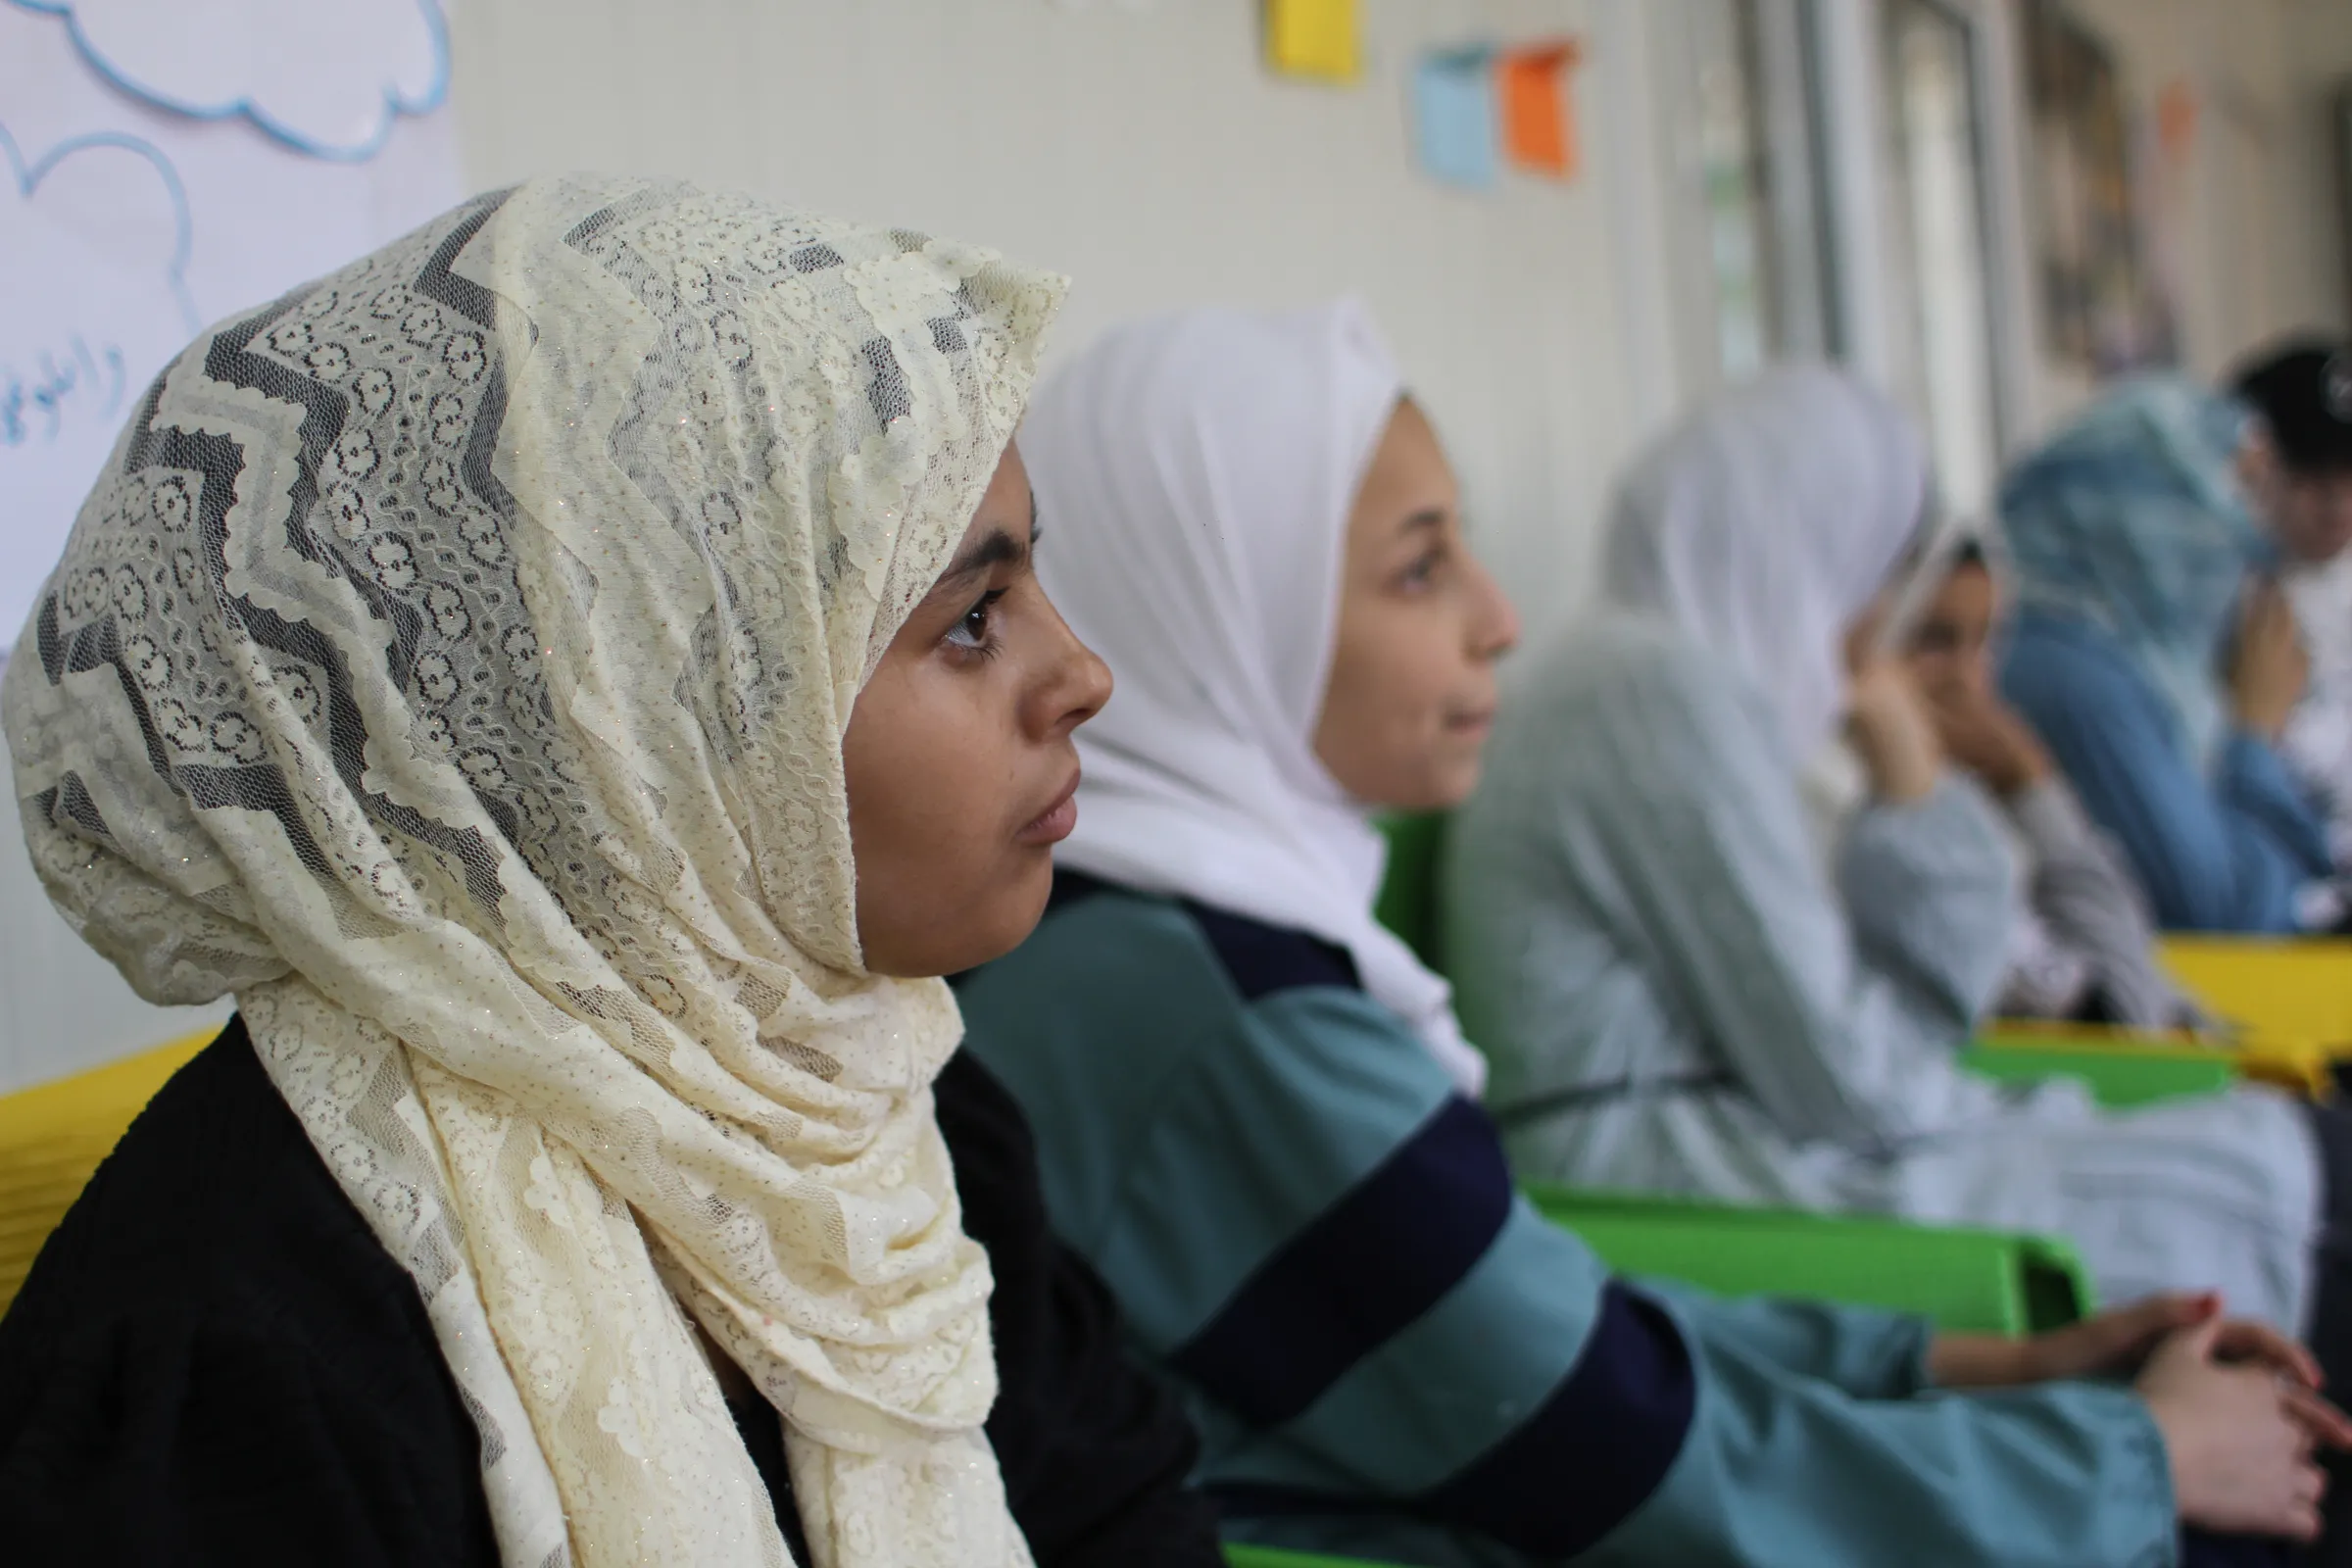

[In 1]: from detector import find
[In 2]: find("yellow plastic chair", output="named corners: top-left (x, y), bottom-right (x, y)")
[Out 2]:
top-left (2159, 937), bottom-right (2352, 1069)
top-left (0, 1031), bottom-right (213, 1311)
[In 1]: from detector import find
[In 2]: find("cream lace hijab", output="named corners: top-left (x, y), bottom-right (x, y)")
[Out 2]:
top-left (2, 176), bottom-right (1062, 1568)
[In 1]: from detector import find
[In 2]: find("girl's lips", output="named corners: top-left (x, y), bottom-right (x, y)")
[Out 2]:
top-left (1017, 771), bottom-right (1081, 845)
top-left (1446, 707), bottom-right (1497, 734)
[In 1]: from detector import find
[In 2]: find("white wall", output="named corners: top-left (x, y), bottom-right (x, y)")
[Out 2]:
top-left (449, 0), bottom-right (1696, 651)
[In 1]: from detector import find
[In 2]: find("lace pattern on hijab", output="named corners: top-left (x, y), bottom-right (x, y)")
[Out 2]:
top-left (3, 174), bottom-right (1063, 1568)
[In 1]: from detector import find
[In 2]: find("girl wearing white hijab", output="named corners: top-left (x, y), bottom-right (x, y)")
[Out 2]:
top-left (959, 321), bottom-right (2345, 1566)
top-left (0, 176), bottom-right (1220, 1568)
top-left (1024, 299), bottom-right (1489, 1096)
top-left (1447, 364), bottom-right (2337, 1356)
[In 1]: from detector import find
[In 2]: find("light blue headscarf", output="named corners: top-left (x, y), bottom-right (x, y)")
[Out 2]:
top-left (1999, 374), bottom-right (2266, 765)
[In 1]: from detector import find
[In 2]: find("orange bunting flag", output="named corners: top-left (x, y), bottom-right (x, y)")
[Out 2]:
top-left (2156, 78), bottom-right (2198, 168)
top-left (1498, 39), bottom-right (1582, 179)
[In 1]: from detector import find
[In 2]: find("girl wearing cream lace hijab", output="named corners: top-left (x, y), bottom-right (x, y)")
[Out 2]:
top-left (0, 176), bottom-right (1214, 1568)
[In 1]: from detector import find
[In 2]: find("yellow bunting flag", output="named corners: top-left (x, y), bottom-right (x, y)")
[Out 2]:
top-left (1265, 0), bottom-right (1361, 84)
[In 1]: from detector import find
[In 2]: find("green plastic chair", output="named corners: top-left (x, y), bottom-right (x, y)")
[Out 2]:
top-left (1527, 1185), bottom-right (2093, 1334)
top-left (1372, 811), bottom-right (1447, 970)
top-left (1962, 1037), bottom-right (2237, 1106)
top-left (1225, 1547), bottom-right (1388, 1568)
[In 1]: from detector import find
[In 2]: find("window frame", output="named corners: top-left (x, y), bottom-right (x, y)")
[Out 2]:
top-left (1811, 0), bottom-right (2030, 497)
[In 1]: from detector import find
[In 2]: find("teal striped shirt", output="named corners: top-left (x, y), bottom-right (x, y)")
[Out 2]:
top-left (956, 874), bottom-right (2178, 1566)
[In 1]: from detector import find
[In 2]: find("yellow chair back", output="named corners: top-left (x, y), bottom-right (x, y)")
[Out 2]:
top-left (0, 1032), bottom-right (213, 1311)
top-left (2159, 937), bottom-right (2352, 1072)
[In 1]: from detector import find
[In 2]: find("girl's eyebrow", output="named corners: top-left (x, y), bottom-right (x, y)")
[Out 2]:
top-left (930, 491), bottom-right (1040, 595)
top-left (934, 527), bottom-right (1030, 591)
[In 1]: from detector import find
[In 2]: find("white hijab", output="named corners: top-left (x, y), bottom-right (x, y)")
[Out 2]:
top-left (1019, 301), bottom-right (1488, 1098)
top-left (1601, 366), bottom-right (1929, 758)
top-left (5, 176), bottom-right (1058, 1568)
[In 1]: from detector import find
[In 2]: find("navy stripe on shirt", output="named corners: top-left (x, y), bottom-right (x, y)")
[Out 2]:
top-left (1163, 1096), bottom-right (1514, 1427)
top-left (1213, 1283), bottom-right (1696, 1559)
top-left (1183, 900), bottom-right (1361, 999)
top-left (1419, 1283), bottom-right (1693, 1555)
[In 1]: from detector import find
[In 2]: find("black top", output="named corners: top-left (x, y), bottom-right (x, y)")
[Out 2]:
top-left (0, 1019), bottom-right (1218, 1567)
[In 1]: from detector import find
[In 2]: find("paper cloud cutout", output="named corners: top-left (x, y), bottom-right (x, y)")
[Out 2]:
top-left (11, 0), bottom-right (449, 161)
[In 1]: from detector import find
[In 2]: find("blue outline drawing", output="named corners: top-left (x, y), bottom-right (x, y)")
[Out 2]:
top-left (9, 0), bottom-right (449, 163)
top-left (0, 120), bottom-right (199, 333)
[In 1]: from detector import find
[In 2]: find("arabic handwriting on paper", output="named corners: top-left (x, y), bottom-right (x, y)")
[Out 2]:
top-left (0, 116), bottom-right (199, 648)
top-left (1499, 39), bottom-right (1583, 179)
top-left (0, 336), bottom-right (128, 448)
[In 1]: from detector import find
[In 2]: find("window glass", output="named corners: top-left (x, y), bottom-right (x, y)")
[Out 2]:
top-left (1690, 0), bottom-right (1781, 378)
top-left (1680, 0), bottom-right (1832, 379)
top-left (1881, 0), bottom-right (2000, 517)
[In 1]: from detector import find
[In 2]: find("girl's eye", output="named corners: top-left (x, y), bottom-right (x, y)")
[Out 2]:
top-left (947, 589), bottom-right (1007, 653)
top-left (1399, 547), bottom-right (1447, 590)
